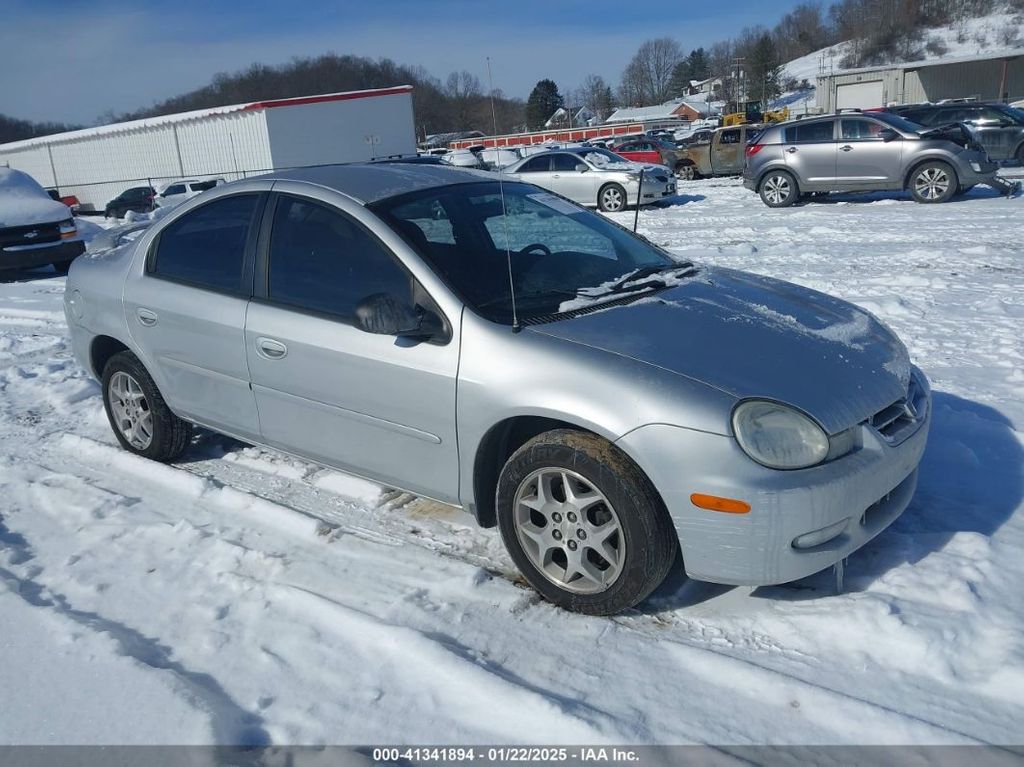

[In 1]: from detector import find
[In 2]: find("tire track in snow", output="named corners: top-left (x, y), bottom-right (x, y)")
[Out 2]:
top-left (0, 506), bottom-right (271, 746)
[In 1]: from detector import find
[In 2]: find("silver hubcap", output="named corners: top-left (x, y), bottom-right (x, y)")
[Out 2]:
top-left (513, 468), bottom-right (625, 594)
top-left (763, 175), bottom-right (791, 204)
top-left (915, 167), bottom-right (950, 200)
top-left (601, 187), bottom-right (624, 211)
top-left (108, 371), bottom-right (153, 450)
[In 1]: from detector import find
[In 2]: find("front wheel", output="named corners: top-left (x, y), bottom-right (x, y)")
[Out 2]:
top-left (496, 429), bottom-right (679, 615)
top-left (597, 183), bottom-right (628, 212)
top-left (758, 170), bottom-right (798, 207)
top-left (101, 351), bottom-right (193, 462)
top-left (909, 161), bottom-right (957, 203)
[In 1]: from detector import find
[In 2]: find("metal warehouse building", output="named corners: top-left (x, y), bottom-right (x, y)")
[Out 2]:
top-left (816, 49), bottom-right (1024, 111)
top-left (0, 86), bottom-right (416, 211)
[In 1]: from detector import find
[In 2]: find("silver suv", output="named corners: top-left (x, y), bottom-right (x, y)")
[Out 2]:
top-left (65, 164), bottom-right (930, 614)
top-left (743, 112), bottom-right (998, 207)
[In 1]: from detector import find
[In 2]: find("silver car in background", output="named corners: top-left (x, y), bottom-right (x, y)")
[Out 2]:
top-left (504, 148), bottom-right (676, 211)
top-left (65, 164), bottom-right (930, 615)
top-left (743, 111), bottom-right (999, 206)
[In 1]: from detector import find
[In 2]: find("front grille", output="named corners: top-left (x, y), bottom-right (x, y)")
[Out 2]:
top-left (0, 222), bottom-right (61, 248)
top-left (869, 377), bottom-right (927, 442)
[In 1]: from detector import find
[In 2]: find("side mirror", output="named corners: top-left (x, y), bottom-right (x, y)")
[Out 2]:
top-left (575, 163), bottom-right (589, 173)
top-left (879, 128), bottom-right (900, 142)
top-left (355, 293), bottom-right (442, 340)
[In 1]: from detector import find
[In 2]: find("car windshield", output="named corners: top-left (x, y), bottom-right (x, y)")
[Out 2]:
top-left (371, 181), bottom-right (688, 324)
top-left (575, 148), bottom-right (632, 167)
top-left (874, 112), bottom-right (924, 132)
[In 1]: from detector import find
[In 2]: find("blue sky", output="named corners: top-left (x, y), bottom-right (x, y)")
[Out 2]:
top-left (1, 0), bottom-right (807, 124)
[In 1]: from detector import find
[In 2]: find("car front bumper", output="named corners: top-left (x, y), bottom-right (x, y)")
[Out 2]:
top-left (616, 383), bottom-right (931, 586)
top-left (1, 239), bottom-right (85, 271)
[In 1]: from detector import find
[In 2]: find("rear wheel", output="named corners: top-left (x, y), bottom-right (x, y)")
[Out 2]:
top-left (101, 351), bottom-right (192, 462)
top-left (675, 163), bottom-right (697, 181)
top-left (597, 183), bottom-right (628, 212)
top-left (909, 161), bottom-right (957, 203)
top-left (758, 170), bottom-right (798, 207)
top-left (496, 429), bottom-right (679, 615)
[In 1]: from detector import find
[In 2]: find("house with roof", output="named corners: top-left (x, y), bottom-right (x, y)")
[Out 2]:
top-left (605, 98), bottom-right (716, 124)
top-left (544, 106), bottom-right (598, 129)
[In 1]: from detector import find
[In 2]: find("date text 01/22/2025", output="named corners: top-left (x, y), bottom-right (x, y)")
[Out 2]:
top-left (372, 747), bottom-right (641, 763)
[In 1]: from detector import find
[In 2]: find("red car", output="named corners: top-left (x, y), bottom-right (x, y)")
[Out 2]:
top-left (611, 138), bottom-right (681, 175)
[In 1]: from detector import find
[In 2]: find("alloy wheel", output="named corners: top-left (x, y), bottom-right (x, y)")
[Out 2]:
top-left (513, 468), bottom-right (625, 594)
top-left (915, 167), bottom-right (950, 200)
top-left (763, 174), bottom-right (791, 205)
top-left (108, 371), bottom-right (153, 450)
top-left (601, 187), bottom-right (625, 211)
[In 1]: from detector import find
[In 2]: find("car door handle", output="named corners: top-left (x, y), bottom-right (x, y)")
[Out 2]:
top-left (840, 144), bottom-right (853, 152)
top-left (136, 308), bottom-right (158, 326)
top-left (255, 337), bottom-right (287, 360)
top-left (786, 147), bottom-right (798, 154)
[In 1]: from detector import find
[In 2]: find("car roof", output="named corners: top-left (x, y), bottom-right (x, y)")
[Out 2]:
top-left (250, 162), bottom-right (495, 204)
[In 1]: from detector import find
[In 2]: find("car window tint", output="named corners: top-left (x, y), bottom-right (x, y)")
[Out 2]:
top-left (151, 194), bottom-right (257, 293)
top-left (163, 184), bottom-right (186, 196)
top-left (784, 121), bottom-right (834, 143)
top-left (719, 130), bottom-right (741, 144)
top-left (519, 156), bottom-right (551, 173)
top-left (841, 119), bottom-right (885, 140)
top-left (551, 154), bottom-right (580, 172)
top-left (268, 196), bottom-right (412, 320)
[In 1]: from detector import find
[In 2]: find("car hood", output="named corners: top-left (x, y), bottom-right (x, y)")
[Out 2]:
top-left (530, 267), bottom-right (911, 435)
top-left (0, 171), bottom-right (70, 228)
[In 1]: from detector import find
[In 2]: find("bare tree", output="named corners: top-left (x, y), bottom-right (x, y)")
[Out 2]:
top-left (445, 71), bottom-right (483, 130)
top-left (574, 74), bottom-right (615, 121)
top-left (618, 38), bottom-right (684, 106)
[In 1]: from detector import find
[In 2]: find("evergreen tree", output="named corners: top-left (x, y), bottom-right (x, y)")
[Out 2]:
top-left (687, 48), bottom-right (711, 81)
top-left (526, 79), bottom-right (563, 130)
top-left (748, 34), bottom-right (783, 104)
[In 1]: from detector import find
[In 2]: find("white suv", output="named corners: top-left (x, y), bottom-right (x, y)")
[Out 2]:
top-left (154, 178), bottom-right (226, 208)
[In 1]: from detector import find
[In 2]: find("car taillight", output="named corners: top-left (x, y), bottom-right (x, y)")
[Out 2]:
top-left (745, 144), bottom-right (764, 157)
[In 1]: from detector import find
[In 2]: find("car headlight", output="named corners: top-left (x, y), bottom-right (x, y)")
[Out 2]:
top-left (732, 400), bottom-right (829, 470)
top-left (59, 219), bottom-right (77, 239)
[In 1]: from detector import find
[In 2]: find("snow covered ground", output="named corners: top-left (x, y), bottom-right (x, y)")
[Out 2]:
top-left (2, 176), bottom-right (1023, 746)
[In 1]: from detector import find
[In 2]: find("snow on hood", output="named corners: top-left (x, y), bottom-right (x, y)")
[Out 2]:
top-left (533, 266), bottom-right (911, 435)
top-left (0, 168), bottom-right (71, 228)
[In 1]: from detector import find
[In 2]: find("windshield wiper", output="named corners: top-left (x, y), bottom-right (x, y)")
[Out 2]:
top-left (603, 263), bottom-right (694, 294)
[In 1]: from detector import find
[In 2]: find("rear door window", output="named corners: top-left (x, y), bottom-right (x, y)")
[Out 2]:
top-left (150, 194), bottom-right (259, 294)
top-left (517, 156), bottom-right (551, 173)
top-left (784, 121), bottom-right (835, 143)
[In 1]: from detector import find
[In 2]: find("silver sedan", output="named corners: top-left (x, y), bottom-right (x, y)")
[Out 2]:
top-left (503, 148), bottom-right (676, 212)
top-left (65, 163), bottom-right (930, 615)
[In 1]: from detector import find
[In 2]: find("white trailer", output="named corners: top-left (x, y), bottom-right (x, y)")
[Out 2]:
top-left (0, 86), bottom-right (416, 211)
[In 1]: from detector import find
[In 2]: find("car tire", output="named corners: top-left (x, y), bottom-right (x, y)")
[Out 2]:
top-left (909, 161), bottom-right (957, 203)
top-left (758, 170), bottom-right (798, 207)
top-left (1016, 143), bottom-right (1024, 166)
top-left (496, 429), bottom-right (679, 615)
top-left (51, 259), bottom-right (75, 274)
top-left (101, 351), bottom-right (193, 462)
top-left (597, 183), bottom-right (628, 212)
top-left (676, 163), bottom-right (697, 181)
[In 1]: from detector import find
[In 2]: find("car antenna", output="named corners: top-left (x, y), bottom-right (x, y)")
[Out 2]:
top-left (487, 56), bottom-right (520, 333)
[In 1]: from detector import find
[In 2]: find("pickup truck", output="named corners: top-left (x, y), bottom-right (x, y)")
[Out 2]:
top-left (675, 125), bottom-right (761, 180)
